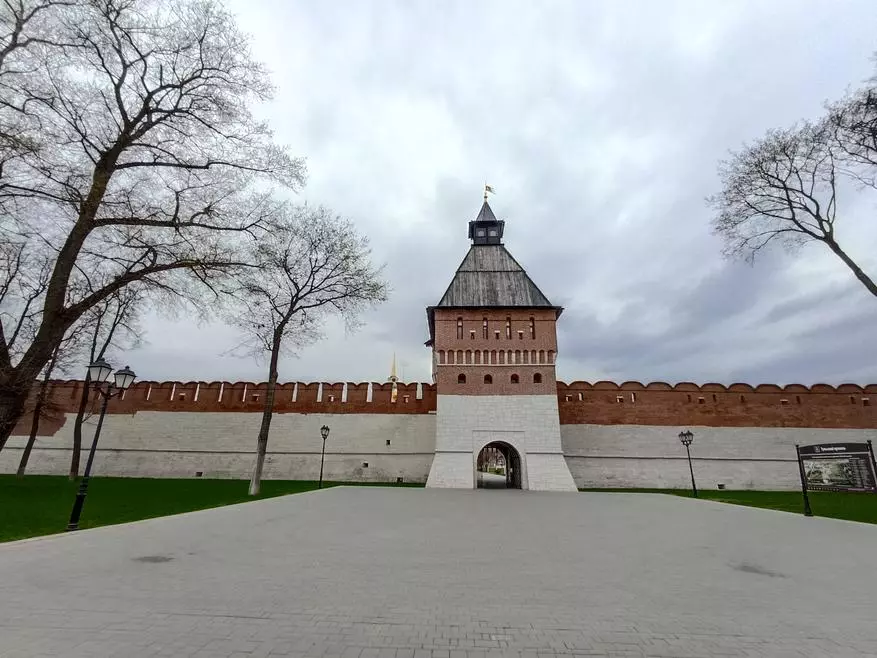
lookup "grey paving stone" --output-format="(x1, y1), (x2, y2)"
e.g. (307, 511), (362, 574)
(1, 488), (877, 657)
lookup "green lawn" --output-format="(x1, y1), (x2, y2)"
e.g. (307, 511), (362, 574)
(581, 488), (877, 524)
(0, 476), (420, 543)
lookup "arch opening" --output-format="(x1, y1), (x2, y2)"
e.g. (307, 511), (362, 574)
(476, 441), (522, 489)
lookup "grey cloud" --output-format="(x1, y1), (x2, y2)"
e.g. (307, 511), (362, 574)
(128, 0), (877, 386)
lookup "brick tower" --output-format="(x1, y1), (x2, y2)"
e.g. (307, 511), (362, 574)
(425, 197), (577, 490)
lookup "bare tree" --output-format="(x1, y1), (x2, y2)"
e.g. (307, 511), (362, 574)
(828, 86), (877, 176)
(710, 58), (877, 299)
(0, 236), (52, 451)
(227, 205), (388, 495)
(0, 0), (306, 445)
(69, 285), (142, 478)
(0, 1), (75, 173)
(15, 329), (73, 474)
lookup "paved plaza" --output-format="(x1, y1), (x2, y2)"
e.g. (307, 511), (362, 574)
(2, 488), (877, 657)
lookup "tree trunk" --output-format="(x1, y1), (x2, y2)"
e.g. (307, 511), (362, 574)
(0, 323), (73, 450)
(17, 350), (59, 476)
(0, 376), (32, 452)
(825, 237), (877, 297)
(70, 374), (92, 479)
(248, 336), (281, 496)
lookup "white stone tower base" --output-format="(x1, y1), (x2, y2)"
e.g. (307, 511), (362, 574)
(426, 395), (577, 491)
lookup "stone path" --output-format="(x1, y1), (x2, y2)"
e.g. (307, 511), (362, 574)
(476, 471), (508, 488)
(2, 487), (877, 657)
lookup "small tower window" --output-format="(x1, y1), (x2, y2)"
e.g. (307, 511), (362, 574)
(476, 229), (485, 237)
(529, 317), (535, 339)
(494, 330), (500, 339)
(456, 317), (463, 340)
(482, 318), (488, 338)
(505, 317), (511, 339)
(457, 373), (466, 384)
(533, 373), (542, 384)
(484, 374), (492, 384)
(510, 374), (519, 384)
(470, 330), (475, 340)
(517, 330), (524, 339)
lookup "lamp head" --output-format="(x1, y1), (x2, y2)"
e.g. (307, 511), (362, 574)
(113, 365), (136, 390)
(88, 357), (113, 383)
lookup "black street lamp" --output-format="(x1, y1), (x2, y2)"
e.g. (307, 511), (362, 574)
(318, 424), (330, 489)
(66, 359), (136, 531)
(678, 429), (697, 498)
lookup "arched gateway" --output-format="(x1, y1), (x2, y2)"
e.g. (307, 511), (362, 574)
(424, 194), (576, 491)
(476, 441), (522, 489)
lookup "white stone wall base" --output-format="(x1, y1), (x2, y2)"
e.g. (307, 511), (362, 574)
(427, 394), (576, 491)
(425, 453), (474, 488)
(525, 453), (578, 491)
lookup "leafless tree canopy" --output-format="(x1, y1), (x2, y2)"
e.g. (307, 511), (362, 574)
(228, 204), (389, 495)
(829, 86), (877, 175)
(0, 0), (306, 443)
(711, 124), (838, 259)
(709, 57), (877, 298)
(229, 205), (389, 358)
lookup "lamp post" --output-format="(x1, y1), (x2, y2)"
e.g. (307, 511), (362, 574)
(678, 429), (697, 498)
(318, 424), (330, 488)
(66, 359), (136, 531)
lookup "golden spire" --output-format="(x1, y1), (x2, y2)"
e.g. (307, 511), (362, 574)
(389, 353), (398, 403)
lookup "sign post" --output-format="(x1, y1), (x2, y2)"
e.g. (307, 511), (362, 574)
(795, 442), (877, 517)
(795, 444), (813, 517)
(869, 441), (877, 486)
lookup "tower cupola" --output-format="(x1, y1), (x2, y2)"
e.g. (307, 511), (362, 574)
(468, 200), (504, 245)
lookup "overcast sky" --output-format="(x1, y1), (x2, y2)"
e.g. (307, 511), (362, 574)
(128, 0), (877, 386)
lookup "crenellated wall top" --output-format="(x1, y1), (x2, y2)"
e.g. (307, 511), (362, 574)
(556, 381), (877, 394)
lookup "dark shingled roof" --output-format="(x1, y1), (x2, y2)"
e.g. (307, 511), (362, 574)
(435, 245), (554, 308)
(424, 203), (562, 345)
(473, 201), (497, 223)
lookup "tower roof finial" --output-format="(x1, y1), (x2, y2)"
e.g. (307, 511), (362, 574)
(484, 183), (495, 202)
(389, 352), (398, 382)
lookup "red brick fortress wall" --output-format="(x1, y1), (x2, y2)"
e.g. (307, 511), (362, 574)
(557, 381), (877, 429)
(12, 380), (438, 437)
(13, 377), (877, 439)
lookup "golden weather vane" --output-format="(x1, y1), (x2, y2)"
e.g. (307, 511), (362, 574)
(484, 183), (495, 202)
